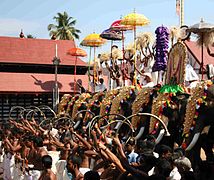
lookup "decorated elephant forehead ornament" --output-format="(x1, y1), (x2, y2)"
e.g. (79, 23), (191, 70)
(166, 41), (187, 85)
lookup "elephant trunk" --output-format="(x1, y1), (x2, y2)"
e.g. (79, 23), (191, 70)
(134, 127), (145, 140)
(155, 129), (165, 144)
(185, 133), (200, 151)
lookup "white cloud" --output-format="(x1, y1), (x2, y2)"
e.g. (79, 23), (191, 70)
(0, 18), (41, 37)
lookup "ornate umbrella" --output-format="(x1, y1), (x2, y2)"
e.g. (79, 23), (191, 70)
(100, 28), (122, 41)
(80, 33), (106, 90)
(100, 28), (123, 89)
(67, 47), (87, 93)
(121, 11), (150, 85)
(121, 11), (150, 41)
(187, 18), (214, 80)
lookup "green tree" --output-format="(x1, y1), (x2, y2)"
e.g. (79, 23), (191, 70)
(48, 11), (81, 40)
(27, 34), (36, 38)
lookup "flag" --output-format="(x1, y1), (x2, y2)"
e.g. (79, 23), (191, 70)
(176, 0), (180, 16)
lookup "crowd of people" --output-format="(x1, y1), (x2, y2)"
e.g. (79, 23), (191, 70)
(0, 115), (213, 180)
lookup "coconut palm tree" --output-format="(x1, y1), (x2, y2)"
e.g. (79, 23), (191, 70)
(48, 11), (81, 40)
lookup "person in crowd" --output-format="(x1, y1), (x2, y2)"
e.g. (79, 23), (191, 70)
(84, 170), (100, 180)
(66, 154), (84, 180)
(95, 78), (107, 93)
(185, 64), (199, 90)
(125, 138), (138, 164)
(39, 155), (56, 180)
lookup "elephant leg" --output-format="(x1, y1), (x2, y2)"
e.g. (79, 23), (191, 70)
(201, 127), (214, 163)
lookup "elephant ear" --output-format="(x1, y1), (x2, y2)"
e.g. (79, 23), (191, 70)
(207, 84), (214, 99)
(176, 92), (190, 100)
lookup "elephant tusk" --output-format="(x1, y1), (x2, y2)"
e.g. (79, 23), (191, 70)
(114, 121), (122, 130)
(185, 133), (200, 151)
(137, 113), (170, 136)
(73, 120), (81, 130)
(135, 127), (145, 140)
(155, 129), (165, 144)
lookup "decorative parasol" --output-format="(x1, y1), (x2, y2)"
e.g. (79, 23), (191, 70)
(121, 11), (150, 41)
(121, 11), (150, 85)
(67, 47), (87, 93)
(187, 18), (214, 80)
(80, 33), (106, 90)
(100, 28), (122, 41)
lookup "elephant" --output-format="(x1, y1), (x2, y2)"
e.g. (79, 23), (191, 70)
(182, 83), (214, 169)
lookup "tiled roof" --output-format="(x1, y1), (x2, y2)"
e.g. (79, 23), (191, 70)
(184, 40), (214, 67)
(0, 36), (87, 66)
(0, 72), (88, 93)
(0, 72), (108, 93)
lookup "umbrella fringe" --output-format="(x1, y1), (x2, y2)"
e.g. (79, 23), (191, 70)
(196, 31), (214, 47)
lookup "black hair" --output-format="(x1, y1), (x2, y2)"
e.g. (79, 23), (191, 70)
(99, 78), (104, 84)
(33, 136), (43, 147)
(84, 170), (100, 180)
(174, 147), (184, 158)
(155, 158), (172, 178)
(67, 154), (83, 168)
(42, 155), (52, 169)
(158, 145), (172, 156)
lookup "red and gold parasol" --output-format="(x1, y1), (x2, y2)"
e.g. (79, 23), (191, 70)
(67, 47), (87, 93)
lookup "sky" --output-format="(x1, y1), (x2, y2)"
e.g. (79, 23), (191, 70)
(0, 0), (214, 60)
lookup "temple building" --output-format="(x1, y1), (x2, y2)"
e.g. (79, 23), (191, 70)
(0, 35), (89, 121)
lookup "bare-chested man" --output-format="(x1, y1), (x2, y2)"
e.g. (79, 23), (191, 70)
(26, 136), (48, 179)
(39, 155), (56, 180)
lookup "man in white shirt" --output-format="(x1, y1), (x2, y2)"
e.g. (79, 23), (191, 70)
(185, 64), (199, 89)
(95, 78), (107, 93)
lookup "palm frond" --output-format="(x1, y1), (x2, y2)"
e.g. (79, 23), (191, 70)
(48, 11), (81, 40)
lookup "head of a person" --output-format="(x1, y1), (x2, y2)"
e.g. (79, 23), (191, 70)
(66, 154), (83, 174)
(99, 78), (104, 84)
(84, 170), (100, 180)
(24, 135), (34, 147)
(136, 140), (155, 155)
(158, 145), (172, 159)
(174, 157), (192, 174)
(42, 155), (52, 169)
(33, 136), (44, 148)
(155, 158), (172, 178)
(125, 137), (136, 153)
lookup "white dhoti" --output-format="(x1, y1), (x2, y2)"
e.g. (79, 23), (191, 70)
(48, 151), (60, 175)
(3, 153), (15, 180)
(55, 160), (70, 180)
(29, 170), (41, 180)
